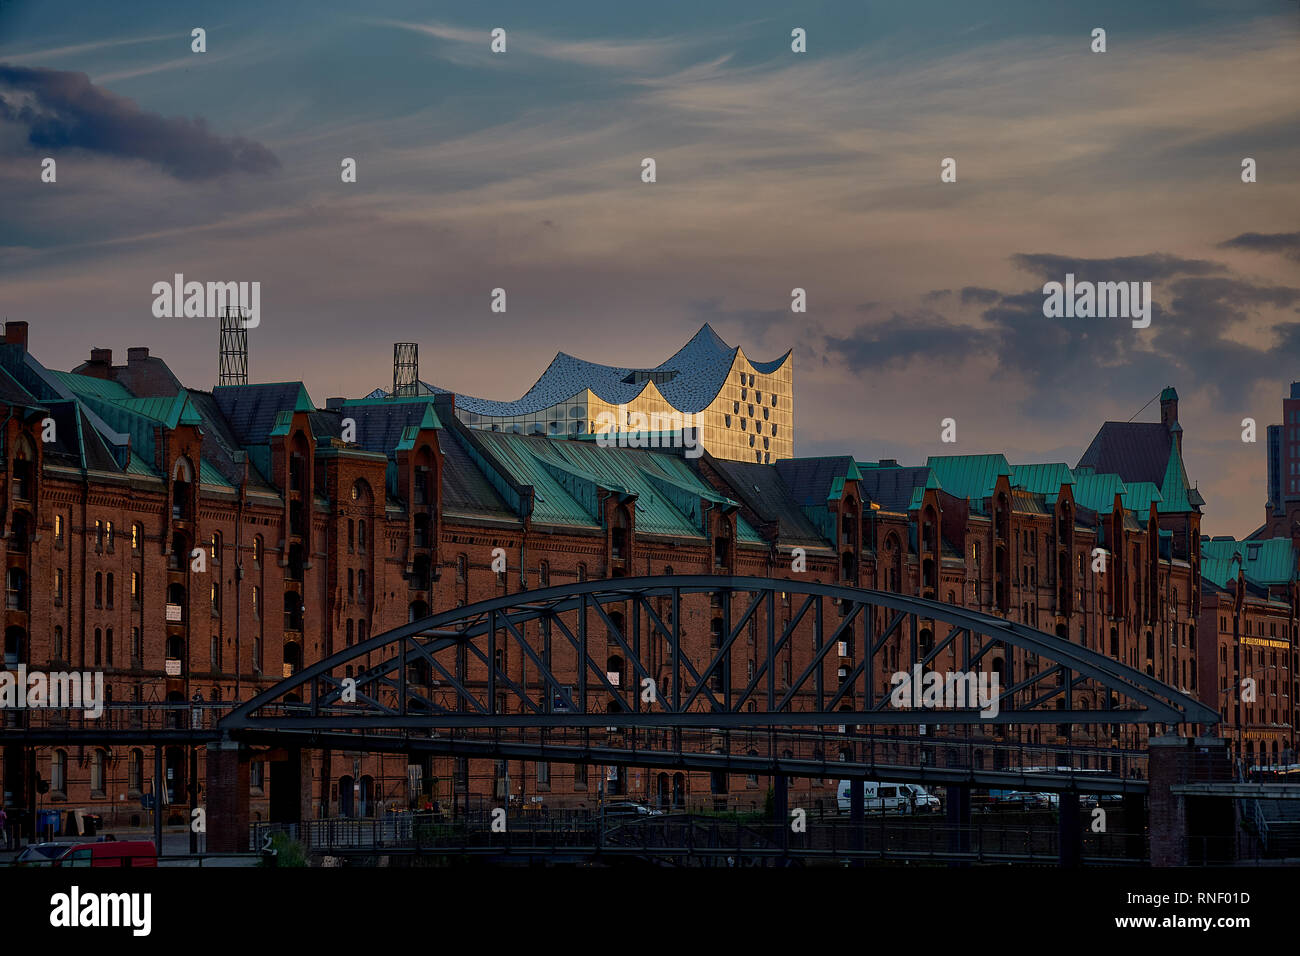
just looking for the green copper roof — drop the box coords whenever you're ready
[1071,471,1127,514]
[925,454,1012,506]
[1156,445,1197,513]
[112,391,203,429]
[1201,537,1297,586]
[1010,462,1074,497]
[1121,480,1163,513]
[47,370,133,401]
[471,430,760,541]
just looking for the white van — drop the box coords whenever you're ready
[838,781,941,814]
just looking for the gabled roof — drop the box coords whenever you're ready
[773,456,861,507]
[924,454,1013,510]
[1201,537,1298,587]
[857,462,933,513]
[1071,471,1127,514]
[705,458,829,547]
[213,382,314,447]
[1078,422,1171,486]
[1009,462,1074,503]
[334,400,443,457]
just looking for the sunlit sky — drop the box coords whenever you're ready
[2,0,1298,535]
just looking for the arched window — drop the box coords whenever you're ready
[358,520,367,553]
[128,749,143,793]
[53,626,63,662]
[348,519,355,552]
[346,619,354,646]
[106,572,115,609]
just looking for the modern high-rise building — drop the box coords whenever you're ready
[1259,383,1300,540]
[367,324,795,464]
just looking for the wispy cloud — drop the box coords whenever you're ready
[366,18,681,71]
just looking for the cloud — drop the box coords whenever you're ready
[1218,231,1300,262]
[0,64,278,180]
[960,287,1000,305]
[823,310,995,372]
[368,19,679,71]
[822,249,1300,416]
[1011,252,1225,283]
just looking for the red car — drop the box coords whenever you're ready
[55,839,157,867]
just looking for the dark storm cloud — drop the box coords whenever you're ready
[823,250,1300,416]
[960,286,1000,305]
[823,310,994,372]
[922,289,951,302]
[0,64,279,180]
[1010,252,1224,283]
[1218,231,1300,262]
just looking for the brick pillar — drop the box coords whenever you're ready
[1147,734,1231,866]
[206,740,250,853]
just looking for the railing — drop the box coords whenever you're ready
[251,811,1148,865]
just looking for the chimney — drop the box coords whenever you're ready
[4,321,28,351]
[83,348,113,380]
[127,346,150,365]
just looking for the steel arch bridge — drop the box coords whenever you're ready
[219,576,1217,790]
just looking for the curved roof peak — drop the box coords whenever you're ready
[416,324,791,418]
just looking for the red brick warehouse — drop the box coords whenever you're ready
[0,320,1294,830]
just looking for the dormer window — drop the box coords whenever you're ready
[171,457,193,520]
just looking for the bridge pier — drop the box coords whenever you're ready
[773,774,789,853]
[946,785,970,863]
[206,740,250,853]
[1058,792,1081,867]
[1148,735,1232,866]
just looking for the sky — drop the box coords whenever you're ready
[1,0,1298,537]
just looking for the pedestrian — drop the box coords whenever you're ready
[0,806,8,851]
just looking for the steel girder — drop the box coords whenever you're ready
[220,576,1219,736]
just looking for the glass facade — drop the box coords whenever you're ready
[453,353,795,463]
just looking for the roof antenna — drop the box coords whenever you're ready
[219,307,248,386]
[1126,390,1161,423]
[393,343,418,397]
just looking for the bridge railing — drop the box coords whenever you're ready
[244,711,1148,786]
[1,702,229,735]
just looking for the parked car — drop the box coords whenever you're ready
[14,842,70,866]
[55,839,157,868]
[604,801,663,819]
[987,790,1052,810]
